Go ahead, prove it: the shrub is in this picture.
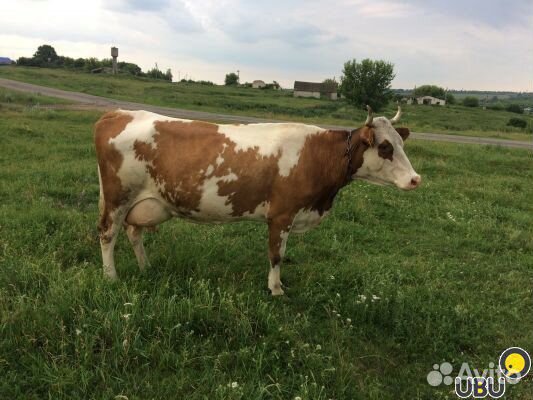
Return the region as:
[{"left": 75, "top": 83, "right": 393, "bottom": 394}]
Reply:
[
  {"left": 507, "top": 118, "right": 527, "bottom": 129},
  {"left": 506, "top": 104, "right": 523, "bottom": 114},
  {"left": 445, "top": 93, "right": 456, "bottom": 105},
  {"left": 463, "top": 97, "right": 479, "bottom": 107}
]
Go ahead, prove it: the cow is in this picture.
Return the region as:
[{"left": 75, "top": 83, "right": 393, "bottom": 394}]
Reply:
[{"left": 95, "top": 105, "right": 421, "bottom": 295}]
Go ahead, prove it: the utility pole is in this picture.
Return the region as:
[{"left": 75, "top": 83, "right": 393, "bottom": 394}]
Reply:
[{"left": 237, "top": 69, "right": 240, "bottom": 83}]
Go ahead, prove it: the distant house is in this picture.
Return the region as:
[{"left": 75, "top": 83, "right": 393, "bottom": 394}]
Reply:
[
  {"left": 0, "top": 57, "right": 14, "bottom": 65},
  {"left": 252, "top": 80, "right": 266, "bottom": 89},
  {"left": 523, "top": 107, "right": 533, "bottom": 114},
  {"left": 293, "top": 81, "right": 338, "bottom": 100},
  {"left": 407, "top": 95, "right": 446, "bottom": 106}
]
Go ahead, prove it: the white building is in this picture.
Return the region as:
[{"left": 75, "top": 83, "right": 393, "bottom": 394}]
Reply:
[
  {"left": 293, "top": 81, "right": 338, "bottom": 100},
  {"left": 407, "top": 96, "right": 446, "bottom": 106},
  {"left": 252, "top": 80, "right": 266, "bottom": 89}
]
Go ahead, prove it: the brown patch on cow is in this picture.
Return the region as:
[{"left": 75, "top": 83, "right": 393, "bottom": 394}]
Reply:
[
  {"left": 133, "top": 120, "right": 282, "bottom": 216},
  {"left": 94, "top": 111, "right": 133, "bottom": 234},
  {"left": 266, "top": 128, "right": 371, "bottom": 217},
  {"left": 377, "top": 139, "right": 394, "bottom": 161},
  {"left": 395, "top": 127, "right": 410, "bottom": 141},
  {"left": 359, "top": 126, "right": 375, "bottom": 147}
]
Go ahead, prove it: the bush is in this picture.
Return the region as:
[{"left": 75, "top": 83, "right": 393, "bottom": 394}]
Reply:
[
  {"left": 506, "top": 104, "right": 523, "bottom": 114},
  {"left": 445, "top": 93, "right": 456, "bottom": 105},
  {"left": 463, "top": 97, "right": 479, "bottom": 107},
  {"left": 507, "top": 118, "right": 527, "bottom": 128},
  {"left": 146, "top": 67, "right": 172, "bottom": 81}
]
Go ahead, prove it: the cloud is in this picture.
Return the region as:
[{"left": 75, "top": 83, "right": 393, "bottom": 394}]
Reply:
[
  {"left": 405, "top": 0, "right": 533, "bottom": 28},
  {"left": 1, "top": 0, "right": 532, "bottom": 90},
  {"left": 106, "top": 0, "right": 170, "bottom": 12}
]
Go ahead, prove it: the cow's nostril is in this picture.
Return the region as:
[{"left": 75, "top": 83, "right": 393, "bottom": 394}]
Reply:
[{"left": 410, "top": 176, "right": 421, "bottom": 187}]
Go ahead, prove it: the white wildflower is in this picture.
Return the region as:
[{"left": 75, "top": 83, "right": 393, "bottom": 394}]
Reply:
[
  {"left": 122, "top": 313, "right": 131, "bottom": 320},
  {"left": 75, "top": 328, "right": 82, "bottom": 336},
  {"left": 446, "top": 212, "right": 457, "bottom": 222}
]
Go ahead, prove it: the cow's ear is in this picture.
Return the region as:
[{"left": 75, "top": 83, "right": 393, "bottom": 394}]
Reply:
[
  {"left": 360, "top": 127, "right": 375, "bottom": 147},
  {"left": 395, "top": 127, "right": 410, "bottom": 142}
]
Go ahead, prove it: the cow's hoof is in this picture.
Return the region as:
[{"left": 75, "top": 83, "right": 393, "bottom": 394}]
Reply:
[
  {"left": 270, "top": 286, "right": 285, "bottom": 296},
  {"left": 104, "top": 273, "right": 118, "bottom": 281}
]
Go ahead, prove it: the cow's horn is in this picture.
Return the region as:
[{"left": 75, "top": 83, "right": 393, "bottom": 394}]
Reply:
[
  {"left": 390, "top": 104, "right": 401, "bottom": 125},
  {"left": 365, "top": 105, "right": 373, "bottom": 126}
]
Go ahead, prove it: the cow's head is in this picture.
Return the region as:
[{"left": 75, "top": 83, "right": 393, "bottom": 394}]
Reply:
[{"left": 352, "top": 105, "right": 421, "bottom": 190}]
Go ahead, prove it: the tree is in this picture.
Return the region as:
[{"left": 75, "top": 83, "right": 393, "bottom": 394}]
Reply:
[
  {"left": 339, "top": 59, "right": 395, "bottom": 111},
  {"left": 164, "top": 68, "right": 173, "bottom": 82},
  {"left": 414, "top": 85, "right": 445, "bottom": 99},
  {"left": 33, "top": 44, "right": 58, "bottom": 65},
  {"left": 225, "top": 72, "right": 239, "bottom": 86},
  {"left": 463, "top": 97, "right": 479, "bottom": 107}
]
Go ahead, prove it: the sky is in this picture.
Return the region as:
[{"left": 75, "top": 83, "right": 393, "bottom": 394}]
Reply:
[{"left": 1, "top": 0, "right": 532, "bottom": 91}]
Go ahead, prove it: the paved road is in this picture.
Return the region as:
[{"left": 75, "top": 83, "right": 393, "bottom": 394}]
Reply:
[{"left": 1, "top": 77, "right": 531, "bottom": 150}]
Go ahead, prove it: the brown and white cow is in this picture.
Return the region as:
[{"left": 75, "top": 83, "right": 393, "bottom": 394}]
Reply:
[{"left": 95, "top": 106, "right": 420, "bottom": 294}]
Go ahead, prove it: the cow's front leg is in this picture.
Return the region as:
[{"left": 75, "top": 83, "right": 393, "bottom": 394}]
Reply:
[{"left": 267, "top": 216, "right": 292, "bottom": 296}]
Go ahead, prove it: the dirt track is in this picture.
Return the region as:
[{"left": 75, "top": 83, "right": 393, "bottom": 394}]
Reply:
[{"left": 1, "top": 77, "right": 531, "bottom": 150}]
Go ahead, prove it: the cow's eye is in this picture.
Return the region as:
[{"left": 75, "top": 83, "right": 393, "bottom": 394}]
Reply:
[{"left": 377, "top": 140, "right": 394, "bottom": 160}]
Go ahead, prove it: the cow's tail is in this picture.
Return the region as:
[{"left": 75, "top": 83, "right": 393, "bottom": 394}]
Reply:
[{"left": 97, "top": 165, "right": 104, "bottom": 218}]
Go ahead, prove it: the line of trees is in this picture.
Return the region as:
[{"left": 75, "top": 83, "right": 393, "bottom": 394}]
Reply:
[{"left": 16, "top": 44, "right": 173, "bottom": 82}]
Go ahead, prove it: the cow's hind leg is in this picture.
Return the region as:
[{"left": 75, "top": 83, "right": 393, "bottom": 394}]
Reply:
[
  {"left": 125, "top": 224, "right": 149, "bottom": 271},
  {"left": 267, "top": 215, "right": 293, "bottom": 296},
  {"left": 99, "top": 207, "right": 127, "bottom": 280}
]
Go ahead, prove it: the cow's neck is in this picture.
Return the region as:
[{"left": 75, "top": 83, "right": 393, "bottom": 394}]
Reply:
[{"left": 305, "top": 129, "right": 367, "bottom": 214}]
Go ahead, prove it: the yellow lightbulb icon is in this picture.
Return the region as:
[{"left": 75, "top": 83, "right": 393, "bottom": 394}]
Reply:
[{"left": 499, "top": 347, "right": 531, "bottom": 381}]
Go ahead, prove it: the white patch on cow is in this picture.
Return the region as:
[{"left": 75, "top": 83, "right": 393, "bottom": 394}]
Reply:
[
  {"left": 110, "top": 110, "right": 190, "bottom": 188},
  {"left": 190, "top": 171, "right": 238, "bottom": 221},
  {"left": 218, "top": 123, "right": 325, "bottom": 177},
  {"left": 240, "top": 201, "right": 269, "bottom": 221},
  {"left": 205, "top": 165, "right": 214, "bottom": 176},
  {"left": 279, "top": 230, "right": 290, "bottom": 256},
  {"left": 269, "top": 229, "right": 289, "bottom": 296},
  {"left": 268, "top": 264, "right": 283, "bottom": 295},
  {"left": 291, "top": 209, "right": 328, "bottom": 233}
]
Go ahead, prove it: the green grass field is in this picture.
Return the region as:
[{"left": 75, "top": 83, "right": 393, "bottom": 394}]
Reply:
[
  {"left": 0, "top": 89, "right": 532, "bottom": 399},
  {"left": 1, "top": 66, "right": 532, "bottom": 141}
]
